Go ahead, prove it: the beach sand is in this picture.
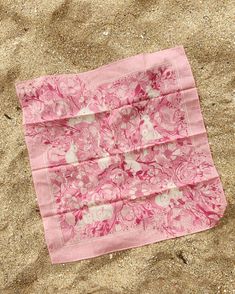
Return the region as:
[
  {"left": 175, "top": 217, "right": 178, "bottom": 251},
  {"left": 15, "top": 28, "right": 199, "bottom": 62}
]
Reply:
[{"left": 0, "top": 0, "right": 234, "bottom": 293}]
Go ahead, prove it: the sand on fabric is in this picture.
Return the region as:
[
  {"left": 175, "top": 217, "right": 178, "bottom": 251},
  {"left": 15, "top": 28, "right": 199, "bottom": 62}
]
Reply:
[{"left": 0, "top": 0, "right": 234, "bottom": 293}]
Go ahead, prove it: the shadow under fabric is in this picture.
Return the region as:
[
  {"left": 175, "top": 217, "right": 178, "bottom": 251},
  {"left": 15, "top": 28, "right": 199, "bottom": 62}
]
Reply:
[{"left": 15, "top": 46, "right": 227, "bottom": 264}]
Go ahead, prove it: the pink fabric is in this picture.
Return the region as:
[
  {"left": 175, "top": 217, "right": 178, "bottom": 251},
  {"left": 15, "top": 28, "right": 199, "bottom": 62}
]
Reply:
[{"left": 15, "top": 46, "right": 227, "bottom": 264}]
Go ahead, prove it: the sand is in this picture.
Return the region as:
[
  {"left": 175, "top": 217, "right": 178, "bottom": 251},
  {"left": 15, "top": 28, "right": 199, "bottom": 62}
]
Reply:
[{"left": 0, "top": 0, "right": 234, "bottom": 293}]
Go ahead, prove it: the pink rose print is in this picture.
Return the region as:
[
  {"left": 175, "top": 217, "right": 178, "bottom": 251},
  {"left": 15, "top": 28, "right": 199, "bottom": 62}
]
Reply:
[
  {"left": 155, "top": 188, "right": 183, "bottom": 208},
  {"left": 57, "top": 76, "right": 82, "bottom": 97},
  {"left": 74, "top": 123, "right": 101, "bottom": 161},
  {"left": 109, "top": 106, "right": 142, "bottom": 150},
  {"left": 118, "top": 199, "right": 155, "bottom": 230},
  {"left": 175, "top": 161, "right": 198, "bottom": 185},
  {"left": 147, "top": 92, "right": 186, "bottom": 137},
  {"left": 91, "top": 183, "right": 120, "bottom": 205}
]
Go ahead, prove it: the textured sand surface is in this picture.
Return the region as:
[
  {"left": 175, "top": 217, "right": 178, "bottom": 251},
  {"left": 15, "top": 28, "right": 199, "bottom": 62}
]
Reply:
[{"left": 0, "top": 0, "right": 235, "bottom": 293}]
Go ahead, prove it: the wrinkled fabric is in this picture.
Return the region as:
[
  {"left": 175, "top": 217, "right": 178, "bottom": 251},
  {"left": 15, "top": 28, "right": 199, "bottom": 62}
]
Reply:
[{"left": 15, "top": 46, "right": 227, "bottom": 264}]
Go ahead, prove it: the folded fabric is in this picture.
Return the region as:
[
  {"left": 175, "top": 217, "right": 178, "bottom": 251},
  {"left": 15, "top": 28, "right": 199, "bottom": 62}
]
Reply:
[{"left": 15, "top": 46, "right": 227, "bottom": 264}]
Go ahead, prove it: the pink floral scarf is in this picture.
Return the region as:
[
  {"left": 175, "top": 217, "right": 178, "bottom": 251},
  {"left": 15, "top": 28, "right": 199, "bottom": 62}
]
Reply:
[{"left": 15, "top": 46, "right": 227, "bottom": 264}]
